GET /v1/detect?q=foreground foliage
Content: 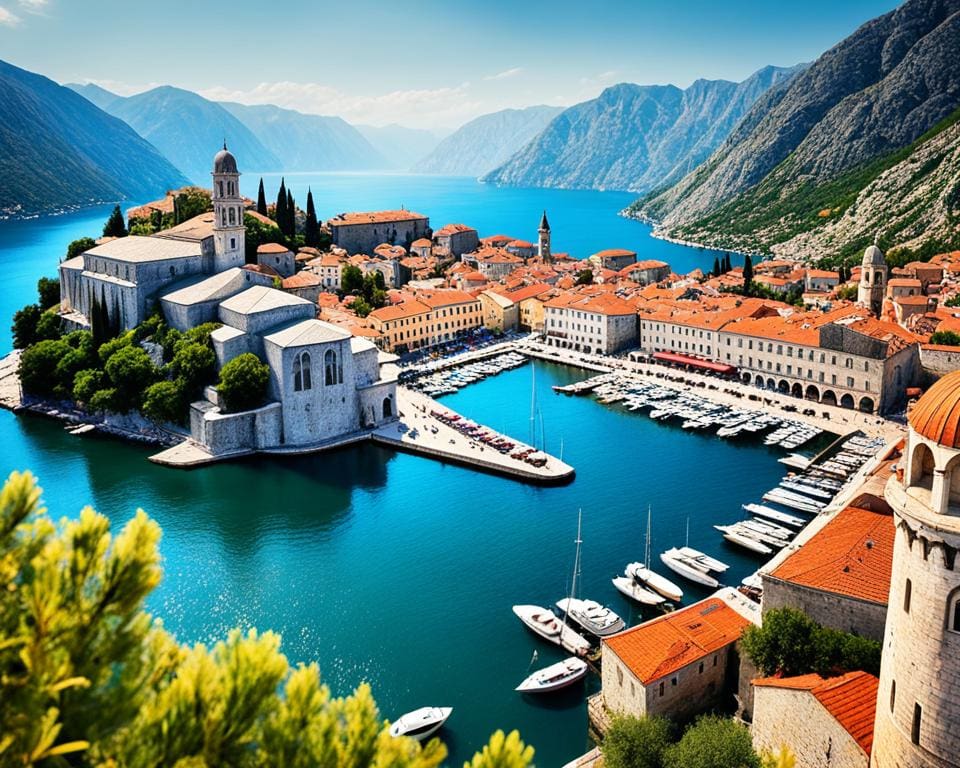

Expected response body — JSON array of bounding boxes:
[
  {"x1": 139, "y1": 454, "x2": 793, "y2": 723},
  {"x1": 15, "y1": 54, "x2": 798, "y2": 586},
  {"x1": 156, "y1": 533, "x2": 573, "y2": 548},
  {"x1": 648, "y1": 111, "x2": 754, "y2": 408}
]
[
  {"x1": 0, "y1": 470, "x2": 530, "y2": 767},
  {"x1": 741, "y1": 607, "x2": 881, "y2": 677},
  {"x1": 603, "y1": 715, "x2": 672, "y2": 768}
]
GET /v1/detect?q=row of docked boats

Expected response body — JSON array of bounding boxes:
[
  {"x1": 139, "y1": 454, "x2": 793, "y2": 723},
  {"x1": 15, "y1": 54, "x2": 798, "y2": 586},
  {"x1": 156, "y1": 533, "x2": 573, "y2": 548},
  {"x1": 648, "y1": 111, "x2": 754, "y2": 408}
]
[{"x1": 406, "y1": 351, "x2": 527, "y2": 396}]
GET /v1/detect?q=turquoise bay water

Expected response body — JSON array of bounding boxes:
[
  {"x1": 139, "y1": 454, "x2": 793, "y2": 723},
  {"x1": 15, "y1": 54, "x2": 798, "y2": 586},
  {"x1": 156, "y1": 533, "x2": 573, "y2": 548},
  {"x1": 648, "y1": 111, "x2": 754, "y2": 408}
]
[{"x1": 0, "y1": 177, "x2": 757, "y2": 766}]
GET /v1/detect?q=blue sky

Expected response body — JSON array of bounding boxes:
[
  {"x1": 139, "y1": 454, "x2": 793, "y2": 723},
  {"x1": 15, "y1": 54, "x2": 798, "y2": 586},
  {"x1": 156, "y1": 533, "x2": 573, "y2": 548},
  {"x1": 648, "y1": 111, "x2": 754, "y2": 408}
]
[{"x1": 1, "y1": 0, "x2": 899, "y2": 130}]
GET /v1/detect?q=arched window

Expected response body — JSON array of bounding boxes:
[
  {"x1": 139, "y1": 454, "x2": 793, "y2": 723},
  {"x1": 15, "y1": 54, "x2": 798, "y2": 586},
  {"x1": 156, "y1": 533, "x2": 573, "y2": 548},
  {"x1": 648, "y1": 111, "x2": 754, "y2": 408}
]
[
  {"x1": 324, "y1": 349, "x2": 340, "y2": 385},
  {"x1": 221, "y1": 208, "x2": 227, "y2": 226},
  {"x1": 293, "y1": 351, "x2": 312, "y2": 392},
  {"x1": 946, "y1": 587, "x2": 960, "y2": 633},
  {"x1": 228, "y1": 207, "x2": 235, "y2": 225},
  {"x1": 383, "y1": 397, "x2": 393, "y2": 419},
  {"x1": 218, "y1": 181, "x2": 224, "y2": 196}
]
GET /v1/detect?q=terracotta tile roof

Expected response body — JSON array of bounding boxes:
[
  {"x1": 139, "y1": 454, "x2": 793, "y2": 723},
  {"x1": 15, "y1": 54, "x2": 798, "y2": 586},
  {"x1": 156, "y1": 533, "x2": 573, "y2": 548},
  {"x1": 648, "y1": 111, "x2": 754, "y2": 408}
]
[
  {"x1": 807, "y1": 269, "x2": 840, "y2": 279},
  {"x1": 417, "y1": 290, "x2": 479, "y2": 308},
  {"x1": 242, "y1": 263, "x2": 280, "y2": 277},
  {"x1": 369, "y1": 300, "x2": 431, "y2": 322},
  {"x1": 605, "y1": 596, "x2": 751, "y2": 684},
  {"x1": 257, "y1": 242, "x2": 291, "y2": 254},
  {"x1": 463, "y1": 271, "x2": 486, "y2": 282},
  {"x1": 545, "y1": 291, "x2": 637, "y2": 316},
  {"x1": 887, "y1": 278, "x2": 923, "y2": 288},
  {"x1": 908, "y1": 370, "x2": 960, "y2": 447},
  {"x1": 498, "y1": 282, "x2": 553, "y2": 303},
  {"x1": 411, "y1": 238, "x2": 432, "y2": 247},
  {"x1": 435, "y1": 223, "x2": 475, "y2": 236},
  {"x1": 593, "y1": 248, "x2": 636, "y2": 258},
  {"x1": 753, "y1": 672, "x2": 878, "y2": 756},
  {"x1": 769, "y1": 506, "x2": 893, "y2": 604},
  {"x1": 328, "y1": 210, "x2": 427, "y2": 225},
  {"x1": 282, "y1": 272, "x2": 321, "y2": 289}
]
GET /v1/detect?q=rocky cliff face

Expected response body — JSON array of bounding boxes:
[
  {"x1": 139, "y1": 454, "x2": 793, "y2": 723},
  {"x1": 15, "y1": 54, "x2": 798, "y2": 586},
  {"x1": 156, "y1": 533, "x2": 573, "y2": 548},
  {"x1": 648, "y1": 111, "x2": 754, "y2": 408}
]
[
  {"x1": 1, "y1": 61, "x2": 187, "y2": 217},
  {"x1": 636, "y1": 0, "x2": 960, "y2": 260},
  {"x1": 481, "y1": 66, "x2": 798, "y2": 192},
  {"x1": 416, "y1": 106, "x2": 563, "y2": 177}
]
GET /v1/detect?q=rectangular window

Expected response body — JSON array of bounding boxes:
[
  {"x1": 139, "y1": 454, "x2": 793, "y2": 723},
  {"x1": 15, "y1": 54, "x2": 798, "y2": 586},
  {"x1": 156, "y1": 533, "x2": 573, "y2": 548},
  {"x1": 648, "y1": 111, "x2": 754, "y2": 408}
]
[
  {"x1": 904, "y1": 579, "x2": 912, "y2": 613},
  {"x1": 659, "y1": 681, "x2": 665, "y2": 696},
  {"x1": 912, "y1": 703, "x2": 922, "y2": 745}
]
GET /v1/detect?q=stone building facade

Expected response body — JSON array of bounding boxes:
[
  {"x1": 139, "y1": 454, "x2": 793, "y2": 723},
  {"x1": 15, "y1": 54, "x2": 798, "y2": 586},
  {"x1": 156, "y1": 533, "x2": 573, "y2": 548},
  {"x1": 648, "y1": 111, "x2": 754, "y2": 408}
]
[
  {"x1": 544, "y1": 293, "x2": 639, "y2": 354},
  {"x1": 859, "y1": 244, "x2": 888, "y2": 317},
  {"x1": 434, "y1": 223, "x2": 478, "y2": 257},
  {"x1": 328, "y1": 210, "x2": 429, "y2": 255}
]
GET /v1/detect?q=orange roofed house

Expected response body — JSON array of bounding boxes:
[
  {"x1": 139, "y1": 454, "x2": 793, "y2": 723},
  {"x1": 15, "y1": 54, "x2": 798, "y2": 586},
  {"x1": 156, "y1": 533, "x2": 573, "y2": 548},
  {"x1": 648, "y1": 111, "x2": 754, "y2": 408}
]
[
  {"x1": 544, "y1": 291, "x2": 639, "y2": 354},
  {"x1": 368, "y1": 290, "x2": 481, "y2": 353},
  {"x1": 752, "y1": 672, "x2": 879, "y2": 768},
  {"x1": 599, "y1": 588, "x2": 760, "y2": 723},
  {"x1": 327, "y1": 210, "x2": 429, "y2": 256}
]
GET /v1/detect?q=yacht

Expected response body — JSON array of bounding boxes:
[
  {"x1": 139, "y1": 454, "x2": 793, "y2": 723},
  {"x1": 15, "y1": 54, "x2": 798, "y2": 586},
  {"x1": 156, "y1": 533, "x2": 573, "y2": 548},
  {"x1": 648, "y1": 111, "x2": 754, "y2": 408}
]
[
  {"x1": 625, "y1": 562, "x2": 683, "y2": 603},
  {"x1": 389, "y1": 707, "x2": 453, "y2": 741},
  {"x1": 660, "y1": 549, "x2": 720, "y2": 588},
  {"x1": 676, "y1": 546, "x2": 729, "y2": 573},
  {"x1": 714, "y1": 525, "x2": 774, "y2": 555},
  {"x1": 742, "y1": 503, "x2": 806, "y2": 528},
  {"x1": 556, "y1": 597, "x2": 625, "y2": 637},
  {"x1": 611, "y1": 575, "x2": 666, "y2": 606},
  {"x1": 515, "y1": 657, "x2": 589, "y2": 694},
  {"x1": 512, "y1": 605, "x2": 592, "y2": 656}
]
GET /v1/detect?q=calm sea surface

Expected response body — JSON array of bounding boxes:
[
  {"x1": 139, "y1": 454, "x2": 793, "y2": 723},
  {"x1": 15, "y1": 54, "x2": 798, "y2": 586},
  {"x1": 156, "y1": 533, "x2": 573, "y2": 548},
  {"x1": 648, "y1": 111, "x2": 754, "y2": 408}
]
[{"x1": 2, "y1": 176, "x2": 767, "y2": 766}]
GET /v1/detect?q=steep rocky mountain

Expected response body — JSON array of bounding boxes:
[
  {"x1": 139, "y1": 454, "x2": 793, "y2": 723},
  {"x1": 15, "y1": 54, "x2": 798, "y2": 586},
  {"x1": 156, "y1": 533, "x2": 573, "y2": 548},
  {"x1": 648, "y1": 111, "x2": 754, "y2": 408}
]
[
  {"x1": 221, "y1": 102, "x2": 387, "y2": 171},
  {"x1": 481, "y1": 67, "x2": 797, "y2": 192},
  {"x1": 67, "y1": 82, "x2": 122, "y2": 111},
  {"x1": 635, "y1": 0, "x2": 960, "y2": 261},
  {"x1": 69, "y1": 85, "x2": 281, "y2": 184},
  {"x1": 355, "y1": 124, "x2": 442, "y2": 170},
  {"x1": 0, "y1": 60, "x2": 187, "y2": 217},
  {"x1": 416, "y1": 106, "x2": 563, "y2": 177}
]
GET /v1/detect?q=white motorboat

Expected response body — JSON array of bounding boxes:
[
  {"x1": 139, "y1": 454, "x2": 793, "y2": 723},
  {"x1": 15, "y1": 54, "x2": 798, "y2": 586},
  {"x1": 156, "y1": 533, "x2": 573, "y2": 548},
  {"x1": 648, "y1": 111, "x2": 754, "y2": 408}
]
[
  {"x1": 512, "y1": 605, "x2": 592, "y2": 656},
  {"x1": 626, "y1": 562, "x2": 683, "y2": 602},
  {"x1": 515, "y1": 657, "x2": 589, "y2": 694},
  {"x1": 612, "y1": 576, "x2": 666, "y2": 605},
  {"x1": 676, "y1": 546, "x2": 729, "y2": 573},
  {"x1": 660, "y1": 549, "x2": 720, "y2": 588},
  {"x1": 714, "y1": 525, "x2": 773, "y2": 555},
  {"x1": 741, "y1": 571, "x2": 763, "y2": 590},
  {"x1": 742, "y1": 503, "x2": 806, "y2": 528},
  {"x1": 389, "y1": 706, "x2": 453, "y2": 741},
  {"x1": 556, "y1": 597, "x2": 625, "y2": 637}
]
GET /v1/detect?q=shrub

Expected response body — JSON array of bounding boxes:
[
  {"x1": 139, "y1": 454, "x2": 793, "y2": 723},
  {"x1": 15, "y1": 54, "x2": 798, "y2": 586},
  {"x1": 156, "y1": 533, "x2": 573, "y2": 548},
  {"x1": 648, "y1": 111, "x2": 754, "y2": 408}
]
[
  {"x1": 167, "y1": 341, "x2": 215, "y2": 399},
  {"x1": 930, "y1": 330, "x2": 960, "y2": 347},
  {"x1": 604, "y1": 715, "x2": 672, "y2": 768},
  {"x1": 218, "y1": 353, "x2": 270, "y2": 413},
  {"x1": 104, "y1": 345, "x2": 158, "y2": 413},
  {"x1": 88, "y1": 387, "x2": 117, "y2": 412},
  {"x1": 142, "y1": 380, "x2": 186, "y2": 424},
  {"x1": 34, "y1": 310, "x2": 63, "y2": 342},
  {"x1": 11, "y1": 304, "x2": 41, "y2": 349},
  {"x1": 97, "y1": 331, "x2": 134, "y2": 364},
  {"x1": 72, "y1": 368, "x2": 106, "y2": 404},
  {"x1": 36, "y1": 277, "x2": 60, "y2": 310},
  {"x1": 18, "y1": 339, "x2": 71, "y2": 397},
  {"x1": 663, "y1": 716, "x2": 760, "y2": 768},
  {"x1": 65, "y1": 236, "x2": 96, "y2": 260}
]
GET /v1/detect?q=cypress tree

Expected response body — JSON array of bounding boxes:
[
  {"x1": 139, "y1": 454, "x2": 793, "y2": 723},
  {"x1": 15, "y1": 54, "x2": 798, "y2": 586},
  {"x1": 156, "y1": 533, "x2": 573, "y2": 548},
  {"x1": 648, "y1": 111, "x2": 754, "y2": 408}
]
[
  {"x1": 275, "y1": 178, "x2": 287, "y2": 229},
  {"x1": 90, "y1": 293, "x2": 104, "y2": 347},
  {"x1": 743, "y1": 254, "x2": 753, "y2": 296},
  {"x1": 712, "y1": 257, "x2": 720, "y2": 277},
  {"x1": 286, "y1": 189, "x2": 296, "y2": 238},
  {"x1": 723, "y1": 253, "x2": 732, "y2": 273},
  {"x1": 304, "y1": 188, "x2": 320, "y2": 247},
  {"x1": 256, "y1": 178, "x2": 267, "y2": 216},
  {"x1": 103, "y1": 205, "x2": 127, "y2": 238}
]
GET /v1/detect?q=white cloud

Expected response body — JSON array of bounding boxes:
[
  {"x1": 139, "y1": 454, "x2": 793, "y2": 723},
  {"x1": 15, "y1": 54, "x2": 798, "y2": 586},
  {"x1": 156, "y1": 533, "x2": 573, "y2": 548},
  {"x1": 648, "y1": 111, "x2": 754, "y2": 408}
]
[
  {"x1": 196, "y1": 80, "x2": 486, "y2": 130},
  {"x1": 0, "y1": 6, "x2": 20, "y2": 25},
  {"x1": 18, "y1": 0, "x2": 48, "y2": 9},
  {"x1": 484, "y1": 67, "x2": 523, "y2": 81}
]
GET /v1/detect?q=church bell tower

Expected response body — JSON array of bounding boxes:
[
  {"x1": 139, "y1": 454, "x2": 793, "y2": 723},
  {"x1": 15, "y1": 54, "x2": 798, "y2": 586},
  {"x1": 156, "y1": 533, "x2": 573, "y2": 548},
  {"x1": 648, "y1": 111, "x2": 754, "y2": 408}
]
[
  {"x1": 538, "y1": 209, "x2": 551, "y2": 263},
  {"x1": 211, "y1": 142, "x2": 246, "y2": 270}
]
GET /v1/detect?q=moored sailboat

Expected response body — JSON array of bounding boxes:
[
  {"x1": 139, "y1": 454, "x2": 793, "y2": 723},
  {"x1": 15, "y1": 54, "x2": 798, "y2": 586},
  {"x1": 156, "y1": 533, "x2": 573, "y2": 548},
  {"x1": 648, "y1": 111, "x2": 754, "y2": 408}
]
[{"x1": 515, "y1": 657, "x2": 589, "y2": 694}]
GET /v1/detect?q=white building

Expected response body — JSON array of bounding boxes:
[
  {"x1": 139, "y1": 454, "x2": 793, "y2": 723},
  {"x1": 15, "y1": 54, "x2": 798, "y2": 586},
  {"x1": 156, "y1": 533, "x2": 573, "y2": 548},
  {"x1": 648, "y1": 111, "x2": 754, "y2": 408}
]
[{"x1": 544, "y1": 292, "x2": 638, "y2": 354}]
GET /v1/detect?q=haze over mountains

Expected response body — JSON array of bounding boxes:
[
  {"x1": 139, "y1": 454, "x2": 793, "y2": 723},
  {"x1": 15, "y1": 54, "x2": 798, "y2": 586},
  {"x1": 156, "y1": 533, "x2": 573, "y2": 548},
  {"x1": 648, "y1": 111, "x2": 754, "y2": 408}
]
[
  {"x1": 0, "y1": 61, "x2": 186, "y2": 217},
  {"x1": 483, "y1": 66, "x2": 800, "y2": 193},
  {"x1": 635, "y1": 0, "x2": 960, "y2": 262}
]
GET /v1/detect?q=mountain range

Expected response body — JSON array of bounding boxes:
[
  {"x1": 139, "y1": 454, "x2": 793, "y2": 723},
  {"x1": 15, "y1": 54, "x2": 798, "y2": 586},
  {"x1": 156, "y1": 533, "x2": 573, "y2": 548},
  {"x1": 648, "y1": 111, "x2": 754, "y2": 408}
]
[
  {"x1": 0, "y1": 61, "x2": 186, "y2": 217},
  {"x1": 634, "y1": 0, "x2": 960, "y2": 263},
  {"x1": 356, "y1": 124, "x2": 442, "y2": 170},
  {"x1": 416, "y1": 106, "x2": 564, "y2": 177},
  {"x1": 481, "y1": 66, "x2": 800, "y2": 193}
]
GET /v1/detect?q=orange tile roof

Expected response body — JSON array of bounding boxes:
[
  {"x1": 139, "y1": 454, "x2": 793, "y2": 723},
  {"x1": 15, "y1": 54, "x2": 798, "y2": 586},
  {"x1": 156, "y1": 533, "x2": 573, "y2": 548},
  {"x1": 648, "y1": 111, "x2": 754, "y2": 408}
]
[
  {"x1": 417, "y1": 290, "x2": 479, "y2": 308},
  {"x1": 435, "y1": 223, "x2": 475, "y2": 236},
  {"x1": 242, "y1": 263, "x2": 280, "y2": 277},
  {"x1": 411, "y1": 238, "x2": 432, "y2": 247},
  {"x1": 282, "y1": 272, "x2": 321, "y2": 288},
  {"x1": 605, "y1": 597, "x2": 751, "y2": 684},
  {"x1": 329, "y1": 210, "x2": 427, "y2": 225},
  {"x1": 593, "y1": 248, "x2": 636, "y2": 258},
  {"x1": 769, "y1": 506, "x2": 893, "y2": 604},
  {"x1": 369, "y1": 300, "x2": 431, "y2": 322},
  {"x1": 753, "y1": 672, "x2": 878, "y2": 756},
  {"x1": 545, "y1": 291, "x2": 636, "y2": 316},
  {"x1": 258, "y1": 242, "x2": 291, "y2": 254},
  {"x1": 908, "y1": 370, "x2": 960, "y2": 447}
]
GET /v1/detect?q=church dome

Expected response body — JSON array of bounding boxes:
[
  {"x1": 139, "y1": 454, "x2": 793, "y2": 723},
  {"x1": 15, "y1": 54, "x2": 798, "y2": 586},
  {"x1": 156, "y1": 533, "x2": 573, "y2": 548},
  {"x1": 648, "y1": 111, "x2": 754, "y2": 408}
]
[
  {"x1": 908, "y1": 370, "x2": 960, "y2": 448},
  {"x1": 213, "y1": 145, "x2": 238, "y2": 174},
  {"x1": 862, "y1": 244, "x2": 885, "y2": 267}
]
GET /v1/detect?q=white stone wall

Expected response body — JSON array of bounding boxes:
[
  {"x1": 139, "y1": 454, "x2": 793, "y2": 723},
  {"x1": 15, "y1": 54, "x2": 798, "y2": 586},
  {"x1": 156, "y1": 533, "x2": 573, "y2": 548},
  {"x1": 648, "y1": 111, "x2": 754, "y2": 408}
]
[
  {"x1": 753, "y1": 686, "x2": 869, "y2": 768},
  {"x1": 330, "y1": 218, "x2": 429, "y2": 256},
  {"x1": 191, "y1": 401, "x2": 283, "y2": 453},
  {"x1": 257, "y1": 250, "x2": 296, "y2": 278},
  {"x1": 437, "y1": 229, "x2": 478, "y2": 257},
  {"x1": 545, "y1": 307, "x2": 638, "y2": 354},
  {"x1": 218, "y1": 301, "x2": 314, "y2": 336},
  {"x1": 761, "y1": 576, "x2": 888, "y2": 642},
  {"x1": 641, "y1": 318, "x2": 719, "y2": 357}
]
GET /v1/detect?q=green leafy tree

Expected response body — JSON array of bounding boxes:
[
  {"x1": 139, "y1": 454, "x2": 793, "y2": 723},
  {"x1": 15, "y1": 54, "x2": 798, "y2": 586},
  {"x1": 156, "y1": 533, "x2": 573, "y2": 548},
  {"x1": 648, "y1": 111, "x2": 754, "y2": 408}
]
[
  {"x1": 464, "y1": 729, "x2": 533, "y2": 768},
  {"x1": 342, "y1": 264, "x2": 364, "y2": 296},
  {"x1": 256, "y1": 177, "x2": 268, "y2": 216},
  {"x1": 218, "y1": 353, "x2": 270, "y2": 413},
  {"x1": 88, "y1": 388, "x2": 118, "y2": 412},
  {"x1": 141, "y1": 380, "x2": 186, "y2": 424},
  {"x1": 244, "y1": 213, "x2": 286, "y2": 261},
  {"x1": 304, "y1": 187, "x2": 320, "y2": 248},
  {"x1": 37, "y1": 277, "x2": 61, "y2": 310},
  {"x1": 168, "y1": 341, "x2": 215, "y2": 399},
  {"x1": 35, "y1": 311, "x2": 62, "y2": 342},
  {"x1": 18, "y1": 339, "x2": 71, "y2": 397},
  {"x1": 0, "y1": 470, "x2": 472, "y2": 767},
  {"x1": 604, "y1": 715, "x2": 672, "y2": 768},
  {"x1": 103, "y1": 345, "x2": 158, "y2": 412},
  {"x1": 663, "y1": 716, "x2": 760, "y2": 768},
  {"x1": 352, "y1": 297, "x2": 373, "y2": 318},
  {"x1": 102, "y1": 205, "x2": 127, "y2": 238},
  {"x1": 945, "y1": 294, "x2": 960, "y2": 308},
  {"x1": 575, "y1": 269, "x2": 594, "y2": 286},
  {"x1": 97, "y1": 331, "x2": 134, "y2": 365},
  {"x1": 55, "y1": 331, "x2": 97, "y2": 392},
  {"x1": 742, "y1": 254, "x2": 753, "y2": 296},
  {"x1": 11, "y1": 304, "x2": 41, "y2": 349},
  {"x1": 930, "y1": 330, "x2": 960, "y2": 347},
  {"x1": 65, "y1": 237, "x2": 96, "y2": 261},
  {"x1": 72, "y1": 368, "x2": 106, "y2": 404}
]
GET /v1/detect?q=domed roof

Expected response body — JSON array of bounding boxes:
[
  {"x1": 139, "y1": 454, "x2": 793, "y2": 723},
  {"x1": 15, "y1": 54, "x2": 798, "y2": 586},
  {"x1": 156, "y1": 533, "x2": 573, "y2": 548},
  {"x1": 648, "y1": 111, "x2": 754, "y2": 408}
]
[
  {"x1": 862, "y1": 244, "x2": 885, "y2": 267},
  {"x1": 909, "y1": 370, "x2": 960, "y2": 448},
  {"x1": 213, "y1": 143, "x2": 238, "y2": 174}
]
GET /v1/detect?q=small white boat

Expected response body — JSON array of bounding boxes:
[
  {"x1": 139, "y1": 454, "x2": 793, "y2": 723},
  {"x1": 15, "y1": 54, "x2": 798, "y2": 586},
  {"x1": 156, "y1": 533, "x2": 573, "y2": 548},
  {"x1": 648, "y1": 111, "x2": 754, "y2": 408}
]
[
  {"x1": 515, "y1": 657, "x2": 589, "y2": 694},
  {"x1": 612, "y1": 576, "x2": 666, "y2": 605},
  {"x1": 676, "y1": 546, "x2": 729, "y2": 573},
  {"x1": 556, "y1": 597, "x2": 625, "y2": 637},
  {"x1": 741, "y1": 571, "x2": 763, "y2": 590},
  {"x1": 512, "y1": 605, "x2": 592, "y2": 656},
  {"x1": 660, "y1": 549, "x2": 719, "y2": 588},
  {"x1": 742, "y1": 503, "x2": 806, "y2": 528},
  {"x1": 715, "y1": 526, "x2": 773, "y2": 555},
  {"x1": 389, "y1": 706, "x2": 453, "y2": 741},
  {"x1": 625, "y1": 562, "x2": 683, "y2": 602}
]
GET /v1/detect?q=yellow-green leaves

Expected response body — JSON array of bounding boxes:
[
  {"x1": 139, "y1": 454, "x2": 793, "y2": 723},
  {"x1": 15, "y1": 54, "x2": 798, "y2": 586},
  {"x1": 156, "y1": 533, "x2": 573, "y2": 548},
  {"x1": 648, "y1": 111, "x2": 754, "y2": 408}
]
[{"x1": 464, "y1": 730, "x2": 534, "y2": 768}]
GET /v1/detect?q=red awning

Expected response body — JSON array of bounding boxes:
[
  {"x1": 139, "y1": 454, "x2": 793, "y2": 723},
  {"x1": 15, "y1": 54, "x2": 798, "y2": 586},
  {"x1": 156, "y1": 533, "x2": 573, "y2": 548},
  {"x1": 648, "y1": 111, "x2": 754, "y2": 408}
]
[{"x1": 652, "y1": 351, "x2": 736, "y2": 375}]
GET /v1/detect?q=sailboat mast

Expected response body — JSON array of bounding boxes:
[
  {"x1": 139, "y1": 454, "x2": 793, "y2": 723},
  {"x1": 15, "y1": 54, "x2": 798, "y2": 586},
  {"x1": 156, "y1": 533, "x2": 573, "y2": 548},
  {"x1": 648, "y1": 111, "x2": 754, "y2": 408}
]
[
  {"x1": 529, "y1": 362, "x2": 536, "y2": 446},
  {"x1": 645, "y1": 504, "x2": 652, "y2": 568},
  {"x1": 572, "y1": 508, "x2": 582, "y2": 601}
]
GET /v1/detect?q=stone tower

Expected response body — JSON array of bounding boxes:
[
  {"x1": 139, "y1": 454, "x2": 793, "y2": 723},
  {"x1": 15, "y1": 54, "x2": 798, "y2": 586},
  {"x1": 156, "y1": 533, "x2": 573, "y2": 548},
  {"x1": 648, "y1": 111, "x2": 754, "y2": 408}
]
[
  {"x1": 211, "y1": 142, "x2": 246, "y2": 271},
  {"x1": 873, "y1": 371, "x2": 960, "y2": 768},
  {"x1": 538, "y1": 209, "x2": 551, "y2": 263},
  {"x1": 858, "y1": 239, "x2": 887, "y2": 317}
]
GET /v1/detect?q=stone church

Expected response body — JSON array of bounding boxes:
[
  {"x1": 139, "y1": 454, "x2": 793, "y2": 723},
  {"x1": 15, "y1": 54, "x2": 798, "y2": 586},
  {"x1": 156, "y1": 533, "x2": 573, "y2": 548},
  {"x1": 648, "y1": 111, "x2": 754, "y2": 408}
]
[{"x1": 60, "y1": 144, "x2": 399, "y2": 455}]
